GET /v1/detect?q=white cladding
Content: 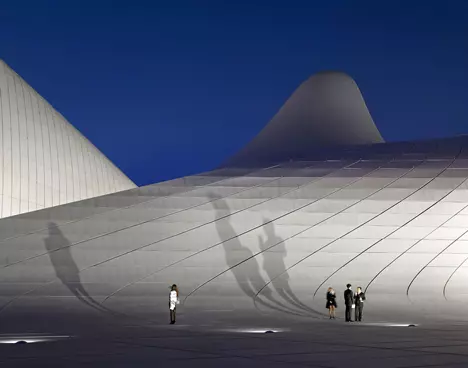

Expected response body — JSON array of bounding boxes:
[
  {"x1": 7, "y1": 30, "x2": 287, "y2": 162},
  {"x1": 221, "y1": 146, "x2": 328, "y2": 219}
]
[
  {"x1": 1, "y1": 68, "x2": 468, "y2": 331},
  {"x1": 0, "y1": 60, "x2": 135, "y2": 219}
]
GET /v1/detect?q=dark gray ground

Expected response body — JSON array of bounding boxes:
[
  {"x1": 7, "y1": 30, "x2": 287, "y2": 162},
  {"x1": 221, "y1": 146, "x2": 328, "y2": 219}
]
[{"x1": 2, "y1": 309, "x2": 468, "y2": 368}]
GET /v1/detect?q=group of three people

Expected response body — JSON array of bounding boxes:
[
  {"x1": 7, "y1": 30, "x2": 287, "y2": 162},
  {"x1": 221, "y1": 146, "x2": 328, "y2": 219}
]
[{"x1": 326, "y1": 283, "x2": 366, "y2": 322}]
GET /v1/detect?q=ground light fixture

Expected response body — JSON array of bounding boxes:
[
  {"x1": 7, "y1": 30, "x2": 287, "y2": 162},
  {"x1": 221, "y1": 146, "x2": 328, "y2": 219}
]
[{"x1": 0, "y1": 335, "x2": 72, "y2": 344}]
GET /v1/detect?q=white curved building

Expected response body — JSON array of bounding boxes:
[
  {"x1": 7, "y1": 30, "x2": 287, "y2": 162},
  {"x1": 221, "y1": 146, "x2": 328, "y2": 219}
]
[
  {"x1": 2, "y1": 70, "x2": 468, "y2": 366},
  {"x1": 0, "y1": 61, "x2": 135, "y2": 219}
]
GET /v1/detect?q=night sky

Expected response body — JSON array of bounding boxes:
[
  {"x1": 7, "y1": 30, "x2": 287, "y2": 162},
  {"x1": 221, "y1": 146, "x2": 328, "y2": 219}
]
[{"x1": 1, "y1": 0, "x2": 468, "y2": 186}]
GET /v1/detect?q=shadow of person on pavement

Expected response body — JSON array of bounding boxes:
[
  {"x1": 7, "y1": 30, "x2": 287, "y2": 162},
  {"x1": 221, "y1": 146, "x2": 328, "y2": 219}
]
[
  {"x1": 208, "y1": 193, "x2": 306, "y2": 316},
  {"x1": 259, "y1": 218, "x2": 321, "y2": 315},
  {"x1": 43, "y1": 222, "x2": 115, "y2": 314}
]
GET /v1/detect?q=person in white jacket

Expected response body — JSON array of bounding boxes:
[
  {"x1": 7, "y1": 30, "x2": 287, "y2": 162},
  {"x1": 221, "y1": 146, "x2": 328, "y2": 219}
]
[{"x1": 169, "y1": 284, "x2": 179, "y2": 324}]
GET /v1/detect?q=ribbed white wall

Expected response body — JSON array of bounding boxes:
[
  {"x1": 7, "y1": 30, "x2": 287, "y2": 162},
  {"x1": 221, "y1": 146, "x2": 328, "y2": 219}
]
[{"x1": 0, "y1": 60, "x2": 136, "y2": 219}]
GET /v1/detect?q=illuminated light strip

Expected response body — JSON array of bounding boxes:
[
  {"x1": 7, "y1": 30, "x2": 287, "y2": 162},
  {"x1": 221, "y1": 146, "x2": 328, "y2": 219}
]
[
  {"x1": 0, "y1": 335, "x2": 72, "y2": 344},
  {"x1": 355, "y1": 323, "x2": 417, "y2": 327},
  {"x1": 0, "y1": 339, "x2": 47, "y2": 344},
  {"x1": 221, "y1": 328, "x2": 287, "y2": 334}
]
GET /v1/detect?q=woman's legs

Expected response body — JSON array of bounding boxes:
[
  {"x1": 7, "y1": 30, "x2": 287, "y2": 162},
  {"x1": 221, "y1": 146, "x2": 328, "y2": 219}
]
[{"x1": 331, "y1": 306, "x2": 335, "y2": 319}]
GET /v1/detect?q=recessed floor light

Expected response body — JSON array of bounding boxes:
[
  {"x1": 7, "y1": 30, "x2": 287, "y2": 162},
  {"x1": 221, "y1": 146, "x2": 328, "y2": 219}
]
[
  {"x1": 222, "y1": 328, "x2": 286, "y2": 334},
  {"x1": 0, "y1": 335, "x2": 72, "y2": 344},
  {"x1": 355, "y1": 323, "x2": 418, "y2": 328}
]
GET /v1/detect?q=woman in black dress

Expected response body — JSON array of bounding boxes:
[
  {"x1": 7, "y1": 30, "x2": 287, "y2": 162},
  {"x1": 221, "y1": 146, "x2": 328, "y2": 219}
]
[{"x1": 326, "y1": 287, "x2": 337, "y2": 319}]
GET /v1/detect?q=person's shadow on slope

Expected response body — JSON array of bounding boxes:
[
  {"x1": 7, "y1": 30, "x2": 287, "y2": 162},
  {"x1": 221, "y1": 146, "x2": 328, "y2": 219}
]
[
  {"x1": 208, "y1": 193, "x2": 306, "y2": 316},
  {"x1": 44, "y1": 222, "x2": 115, "y2": 314},
  {"x1": 259, "y1": 219, "x2": 321, "y2": 316}
]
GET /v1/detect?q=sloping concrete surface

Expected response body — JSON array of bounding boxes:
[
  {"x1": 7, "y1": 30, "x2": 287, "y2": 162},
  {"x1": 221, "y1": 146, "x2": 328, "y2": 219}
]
[{"x1": 2, "y1": 138, "x2": 468, "y2": 365}]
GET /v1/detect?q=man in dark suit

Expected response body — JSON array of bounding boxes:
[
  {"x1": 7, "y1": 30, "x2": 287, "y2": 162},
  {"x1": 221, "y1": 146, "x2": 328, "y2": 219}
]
[{"x1": 344, "y1": 283, "x2": 354, "y2": 322}]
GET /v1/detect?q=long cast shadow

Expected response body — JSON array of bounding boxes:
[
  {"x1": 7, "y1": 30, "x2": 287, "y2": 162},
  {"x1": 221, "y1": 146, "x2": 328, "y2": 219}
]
[
  {"x1": 259, "y1": 219, "x2": 321, "y2": 315},
  {"x1": 44, "y1": 222, "x2": 117, "y2": 315},
  {"x1": 208, "y1": 193, "x2": 306, "y2": 316}
]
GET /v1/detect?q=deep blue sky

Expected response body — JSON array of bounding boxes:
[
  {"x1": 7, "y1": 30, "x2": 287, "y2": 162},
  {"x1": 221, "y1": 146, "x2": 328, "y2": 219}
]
[{"x1": 1, "y1": 1, "x2": 468, "y2": 186}]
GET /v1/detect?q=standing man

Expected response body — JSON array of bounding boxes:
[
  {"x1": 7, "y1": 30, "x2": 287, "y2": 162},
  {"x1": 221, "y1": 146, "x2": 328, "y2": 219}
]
[
  {"x1": 344, "y1": 283, "x2": 354, "y2": 322},
  {"x1": 354, "y1": 286, "x2": 366, "y2": 322}
]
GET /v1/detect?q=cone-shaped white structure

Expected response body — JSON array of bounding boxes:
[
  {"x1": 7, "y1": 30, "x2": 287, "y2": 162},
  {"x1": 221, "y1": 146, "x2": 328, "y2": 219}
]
[
  {"x1": 0, "y1": 61, "x2": 135, "y2": 219},
  {"x1": 225, "y1": 71, "x2": 383, "y2": 167}
]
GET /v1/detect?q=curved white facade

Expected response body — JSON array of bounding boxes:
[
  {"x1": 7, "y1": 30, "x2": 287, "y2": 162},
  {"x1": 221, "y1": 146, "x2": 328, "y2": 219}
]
[
  {"x1": 3, "y1": 70, "x2": 468, "y2": 366},
  {"x1": 0, "y1": 60, "x2": 136, "y2": 219}
]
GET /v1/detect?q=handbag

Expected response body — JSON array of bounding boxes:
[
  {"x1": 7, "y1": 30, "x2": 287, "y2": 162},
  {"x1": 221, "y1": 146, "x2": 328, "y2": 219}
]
[{"x1": 351, "y1": 304, "x2": 355, "y2": 309}]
